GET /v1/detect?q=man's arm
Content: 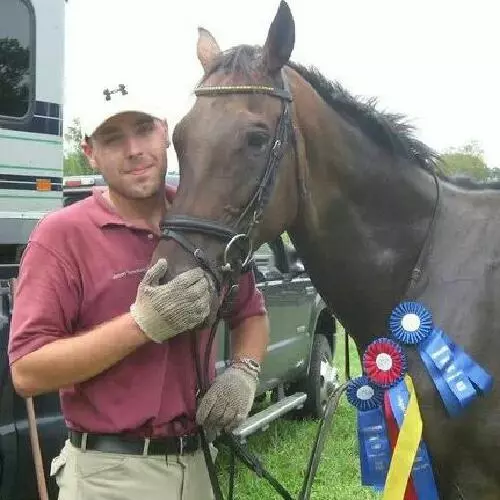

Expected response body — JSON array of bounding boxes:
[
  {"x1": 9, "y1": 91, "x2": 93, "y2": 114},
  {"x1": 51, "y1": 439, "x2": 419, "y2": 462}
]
[
  {"x1": 226, "y1": 268, "x2": 269, "y2": 366},
  {"x1": 231, "y1": 314, "x2": 269, "y2": 364},
  {"x1": 195, "y1": 270, "x2": 269, "y2": 431},
  {"x1": 9, "y1": 242, "x2": 210, "y2": 397},
  {"x1": 8, "y1": 238, "x2": 151, "y2": 397},
  {"x1": 11, "y1": 313, "x2": 148, "y2": 398}
]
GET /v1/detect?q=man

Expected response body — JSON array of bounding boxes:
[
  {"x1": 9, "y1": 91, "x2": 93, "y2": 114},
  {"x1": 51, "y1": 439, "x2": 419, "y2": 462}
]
[{"x1": 8, "y1": 84, "x2": 269, "y2": 500}]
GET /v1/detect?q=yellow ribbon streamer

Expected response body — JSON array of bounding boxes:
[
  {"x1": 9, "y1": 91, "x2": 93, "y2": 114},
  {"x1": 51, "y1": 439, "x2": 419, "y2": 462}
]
[{"x1": 383, "y1": 375, "x2": 423, "y2": 500}]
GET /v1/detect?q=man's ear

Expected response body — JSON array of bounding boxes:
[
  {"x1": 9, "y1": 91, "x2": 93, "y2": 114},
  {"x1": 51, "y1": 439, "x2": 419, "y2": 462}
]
[{"x1": 81, "y1": 137, "x2": 99, "y2": 170}]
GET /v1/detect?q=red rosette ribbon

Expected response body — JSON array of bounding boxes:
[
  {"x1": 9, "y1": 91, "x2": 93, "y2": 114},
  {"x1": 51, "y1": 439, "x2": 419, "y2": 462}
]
[{"x1": 363, "y1": 338, "x2": 407, "y2": 389}]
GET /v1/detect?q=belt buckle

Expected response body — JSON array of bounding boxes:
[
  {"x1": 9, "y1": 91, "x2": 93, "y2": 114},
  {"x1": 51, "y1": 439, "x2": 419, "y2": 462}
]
[
  {"x1": 142, "y1": 437, "x2": 151, "y2": 456},
  {"x1": 178, "y1": 435, "x2": 186, "y2": 455}
]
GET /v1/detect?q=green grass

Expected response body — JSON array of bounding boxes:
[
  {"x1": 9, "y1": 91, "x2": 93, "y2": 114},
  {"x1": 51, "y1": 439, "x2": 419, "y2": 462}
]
[{"x1": 215, "y1": 330, "x2": 382, "y2": 499}]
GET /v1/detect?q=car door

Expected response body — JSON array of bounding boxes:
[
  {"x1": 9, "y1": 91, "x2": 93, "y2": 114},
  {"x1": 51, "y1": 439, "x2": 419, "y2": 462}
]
[
  {"x1": 0, "y1": 270, "x2": 66, "y2": 500},
  {"x1": 254, "y1": 239, "x2": 317, "y2": 389},
  {"x1": 0, "y1": 273, "x2": 19, "y2": 500}
]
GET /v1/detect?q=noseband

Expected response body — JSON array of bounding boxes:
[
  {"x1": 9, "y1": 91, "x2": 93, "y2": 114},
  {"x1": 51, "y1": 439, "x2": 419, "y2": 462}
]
[{"x1": 159, "y1": 70, "x2": 294, "y2": 291}]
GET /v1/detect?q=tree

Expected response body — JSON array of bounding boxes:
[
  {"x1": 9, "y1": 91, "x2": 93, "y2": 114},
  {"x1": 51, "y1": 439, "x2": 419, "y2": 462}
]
[
  {"x1": 439, "y1": 140, "x2": 499, "y2": 181},
  {"x1": 0, "y1": 37, "x2": 30, "y2": 117},
  {"x1": 63, "y1": 118, "x2": 94, "y2": 176}
]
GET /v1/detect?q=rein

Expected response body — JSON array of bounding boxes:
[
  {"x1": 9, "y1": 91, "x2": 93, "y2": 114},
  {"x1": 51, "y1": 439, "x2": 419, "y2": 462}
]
[{"x1": 405, "y1": 167, "x2": 441, "y2": 295}]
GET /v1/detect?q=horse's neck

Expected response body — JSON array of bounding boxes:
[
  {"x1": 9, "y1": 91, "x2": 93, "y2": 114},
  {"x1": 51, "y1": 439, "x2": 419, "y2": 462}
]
[{"x1": 290, "y1": 95, "x2": 438, "y2": 348}]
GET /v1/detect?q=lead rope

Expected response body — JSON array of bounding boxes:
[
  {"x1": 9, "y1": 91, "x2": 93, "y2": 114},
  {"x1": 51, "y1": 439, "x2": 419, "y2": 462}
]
[
  {"x1": 191, "y1": 322, "x2": 225, "y2": 500},
  {"x1": 344, "y1": 329, "x2": 352, "y2": 381},
  {"x1": 192, "y1": 274, "x2": 296, "y2": 500},
  {"x1": 193, "y1": 296, "x2": 348, "y2": 500}
]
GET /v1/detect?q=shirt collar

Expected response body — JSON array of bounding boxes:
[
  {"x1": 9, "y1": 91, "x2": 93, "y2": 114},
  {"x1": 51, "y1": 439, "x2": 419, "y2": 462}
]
[{"x1": 88, "y1": 184, "x2": 177, "y2": 230}]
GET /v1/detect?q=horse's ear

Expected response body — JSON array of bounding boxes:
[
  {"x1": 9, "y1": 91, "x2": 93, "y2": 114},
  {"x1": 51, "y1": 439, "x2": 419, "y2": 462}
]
[
  {"x1": 197, "y1": 27, "x2": 221, "y2": 74},
  {"x1": 262, "y1": 0, "x2": 295, "y2": 74}
]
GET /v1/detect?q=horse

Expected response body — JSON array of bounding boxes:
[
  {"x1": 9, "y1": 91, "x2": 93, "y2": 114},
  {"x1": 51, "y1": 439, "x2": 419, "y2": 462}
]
[{"x1": 153, "y1": 2, "x2": 500, "y2": 498}]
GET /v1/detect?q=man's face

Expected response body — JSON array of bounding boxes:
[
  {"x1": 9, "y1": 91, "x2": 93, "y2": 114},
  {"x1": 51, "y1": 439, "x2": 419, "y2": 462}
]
[{"x1": 83, "y1": 112, "x2": 169, "y2": 200}]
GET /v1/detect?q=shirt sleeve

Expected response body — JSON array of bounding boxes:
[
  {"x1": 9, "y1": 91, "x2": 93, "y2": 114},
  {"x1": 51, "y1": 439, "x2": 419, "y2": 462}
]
[
  {"x1": 224, "y1": 268, "x2": 267, "y2": 330},
  {"x1": 8, "y1": 240, "x2": 82, "y2": 366}
]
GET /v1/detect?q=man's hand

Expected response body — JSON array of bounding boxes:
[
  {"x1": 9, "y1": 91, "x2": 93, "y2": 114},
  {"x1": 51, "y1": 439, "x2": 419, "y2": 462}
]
[
  {"x1": 196, "y1": 364, "x2": 258, "y2": 433},
  {"x1": 130, "y1": 258, "x2": 211, "y2": 343}
]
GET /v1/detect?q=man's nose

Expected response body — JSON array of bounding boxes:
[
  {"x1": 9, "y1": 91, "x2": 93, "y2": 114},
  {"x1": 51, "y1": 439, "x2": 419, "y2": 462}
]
[{"x1": 124, "y1": 134, "x2": 143, "y2": 157}]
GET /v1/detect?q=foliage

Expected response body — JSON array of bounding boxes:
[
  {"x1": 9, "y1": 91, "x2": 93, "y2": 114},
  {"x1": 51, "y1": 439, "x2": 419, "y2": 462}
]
[
  {"x1": 440, "y1": 140, "x2": 500, "y2": 181},
  {"x1": 63, "y1": 118, "x2": 94, "y2": 176}
]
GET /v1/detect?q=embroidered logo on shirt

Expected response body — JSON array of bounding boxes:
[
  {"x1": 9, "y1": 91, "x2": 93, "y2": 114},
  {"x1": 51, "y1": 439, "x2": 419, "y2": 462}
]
[{"x1": 112, "y1": 267, "x2": 148, "y2": 280}]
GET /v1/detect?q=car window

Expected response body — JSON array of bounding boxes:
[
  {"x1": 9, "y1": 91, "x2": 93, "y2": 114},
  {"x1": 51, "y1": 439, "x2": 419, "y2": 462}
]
[
  {"x1": 0, "y1": 0, "x2": 35, "y2": 121},
  {"x1": 252, "y1": 241, "x2": 287, "y2": 282}
]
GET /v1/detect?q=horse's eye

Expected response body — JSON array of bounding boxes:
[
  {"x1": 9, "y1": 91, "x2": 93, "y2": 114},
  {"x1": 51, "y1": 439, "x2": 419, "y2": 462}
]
[{"x1": 247, "y1": 131, "x2": 269, "y2": 151}]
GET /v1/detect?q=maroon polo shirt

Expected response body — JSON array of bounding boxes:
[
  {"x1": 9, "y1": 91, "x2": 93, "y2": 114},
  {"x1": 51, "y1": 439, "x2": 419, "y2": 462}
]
[{"x1": 8, "y1": 186, "x2": 266, "y2": 437}]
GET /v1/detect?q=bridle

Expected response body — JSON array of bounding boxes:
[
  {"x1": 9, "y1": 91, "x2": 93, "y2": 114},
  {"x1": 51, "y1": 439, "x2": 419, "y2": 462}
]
[
  {"x1": 159, "y1": 69, "x2": 294, "y2": 294},
  {"x1": 158, "y1": 70, "x2": 297, "y2": 500}
]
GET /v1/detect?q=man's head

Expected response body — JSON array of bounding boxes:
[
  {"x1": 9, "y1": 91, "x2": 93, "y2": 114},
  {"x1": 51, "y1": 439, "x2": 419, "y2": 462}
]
[{"x1": 80, "y1": 84, "x2": 170, "y2": 201}]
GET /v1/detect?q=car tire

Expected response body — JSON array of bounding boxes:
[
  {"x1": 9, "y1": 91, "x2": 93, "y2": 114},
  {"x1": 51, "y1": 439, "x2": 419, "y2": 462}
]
[{"x1": 294, "y1": 333, "x2": 339, "y2": 419}]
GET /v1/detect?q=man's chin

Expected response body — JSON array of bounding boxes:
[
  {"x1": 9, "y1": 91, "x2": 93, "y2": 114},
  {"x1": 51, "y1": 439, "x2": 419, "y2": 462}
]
[{"x1": 125, "y1": 183, "x2": 163, "y2": 200}]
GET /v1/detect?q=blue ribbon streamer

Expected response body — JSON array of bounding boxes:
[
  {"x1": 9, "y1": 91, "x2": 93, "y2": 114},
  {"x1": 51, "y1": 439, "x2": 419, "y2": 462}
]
[
  {"x1": 419, "y1": 328, "x2": 493, "y2": 417},
  {"x1": 356, "y1": 406, "x2": 392, "y2": 489},
  {"x1": 388, "y1": 380, "x2": 439, "y2": 500}
]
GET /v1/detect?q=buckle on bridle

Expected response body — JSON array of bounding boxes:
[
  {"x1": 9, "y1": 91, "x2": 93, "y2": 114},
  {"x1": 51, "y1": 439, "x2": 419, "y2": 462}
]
[
  {"x1": 272, "y1": 139, "x2": 282, "y2": 156},
  {"x1": 222, "y1": 233, "x2": 253, "y2": 272}
]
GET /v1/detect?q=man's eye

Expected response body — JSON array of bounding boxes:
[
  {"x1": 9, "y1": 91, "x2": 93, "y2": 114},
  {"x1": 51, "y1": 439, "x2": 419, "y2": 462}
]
[
  {"x1": 103, "y1": 135, "x2": 121, "y2": 144},
  {"x1": 137, "y1": 122, "x2": 155, "y2": 135}
]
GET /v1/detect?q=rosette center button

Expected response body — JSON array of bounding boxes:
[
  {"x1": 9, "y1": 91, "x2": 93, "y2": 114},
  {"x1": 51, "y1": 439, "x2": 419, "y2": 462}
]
[
  {"x1": 402, "y1": 313, "x2": 421, "y2": 332},
  {"x1": 356, "y1": 385, "x2": 375, "y2": 401},
  {"x1": 376, "y1": 353, "x2": 393, "y2": 371}
]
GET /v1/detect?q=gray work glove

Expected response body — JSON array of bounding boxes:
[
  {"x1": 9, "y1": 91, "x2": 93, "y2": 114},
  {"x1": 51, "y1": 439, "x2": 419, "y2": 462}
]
[
  {"x1": 130, "y1": 258, "x2": 211, "y2": 343},
  {"x1": 196, "y1": 364, "x2": 258, "y2": 433}
]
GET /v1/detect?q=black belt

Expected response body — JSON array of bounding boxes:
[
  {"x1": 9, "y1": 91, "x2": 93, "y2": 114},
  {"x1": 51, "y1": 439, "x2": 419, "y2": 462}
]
[{"x1": 68, "y1": 429, "x2": 201, "y2": 456}]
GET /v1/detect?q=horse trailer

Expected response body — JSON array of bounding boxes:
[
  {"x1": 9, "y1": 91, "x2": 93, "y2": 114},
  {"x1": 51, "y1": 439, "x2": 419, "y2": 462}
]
[{"x1": 0, "y1": 0, "x2": 65, "y2": 273}]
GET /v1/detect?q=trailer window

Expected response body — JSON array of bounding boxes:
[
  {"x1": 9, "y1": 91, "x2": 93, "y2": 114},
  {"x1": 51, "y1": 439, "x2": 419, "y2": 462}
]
[{"x1": 0, "y1": 0, "x2": 35, "y2": 120}]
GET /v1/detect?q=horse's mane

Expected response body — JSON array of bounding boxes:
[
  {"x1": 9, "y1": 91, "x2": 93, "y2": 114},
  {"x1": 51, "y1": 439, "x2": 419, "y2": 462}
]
[
  {"x1": 287, "y1": 62, "x2": 438, "y2": 171},
  {"x1": 203, "y1": 44, "x2": 498, "y2": 191}
]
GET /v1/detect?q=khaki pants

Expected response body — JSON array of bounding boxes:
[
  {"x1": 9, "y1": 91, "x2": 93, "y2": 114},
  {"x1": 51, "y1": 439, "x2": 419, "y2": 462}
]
[{"x1": 50, "y1": 439, "x2": 217, "y2": 500}]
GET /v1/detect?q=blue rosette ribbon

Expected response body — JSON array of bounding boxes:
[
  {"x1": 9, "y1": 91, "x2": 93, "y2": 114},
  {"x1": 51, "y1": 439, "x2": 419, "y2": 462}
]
[
  {"x1": 387, "y1": 378, "x2": 439, "y2": 499},
  {"x1": 389, "y1": 301, "x2": 493, "y2": 417},
  {"x1": 346, "y1": 376, "x2": 391, "y2": 489}
]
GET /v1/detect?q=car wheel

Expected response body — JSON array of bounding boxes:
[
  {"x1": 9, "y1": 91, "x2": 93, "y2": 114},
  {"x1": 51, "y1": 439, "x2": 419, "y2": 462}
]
[{"x1": 301, "y1": 333, "x2": 339, "y2": 418}]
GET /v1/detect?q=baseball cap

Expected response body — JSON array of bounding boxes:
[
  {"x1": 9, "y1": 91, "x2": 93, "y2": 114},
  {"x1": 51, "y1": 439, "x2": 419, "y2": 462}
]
[{"x1": 79, "y1": 83, "x2": 168, "y2": 138}]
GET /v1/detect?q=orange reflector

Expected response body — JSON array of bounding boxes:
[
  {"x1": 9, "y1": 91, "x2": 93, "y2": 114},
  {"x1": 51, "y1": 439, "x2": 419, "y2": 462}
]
[{"x1": 36, "y1": 178, "x2": 52, "y2": 191}]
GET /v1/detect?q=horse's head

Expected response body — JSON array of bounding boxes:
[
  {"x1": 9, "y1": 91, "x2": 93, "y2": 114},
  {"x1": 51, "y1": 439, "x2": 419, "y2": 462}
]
[{"x1": 154, "y1": 1, "x2": 301, "y2": 313}]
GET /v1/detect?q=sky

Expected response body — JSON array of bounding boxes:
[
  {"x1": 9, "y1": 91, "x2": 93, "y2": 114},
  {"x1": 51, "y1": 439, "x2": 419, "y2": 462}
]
[{"x1": 63, "y1": 0, "x2": 500, "y2": 171}]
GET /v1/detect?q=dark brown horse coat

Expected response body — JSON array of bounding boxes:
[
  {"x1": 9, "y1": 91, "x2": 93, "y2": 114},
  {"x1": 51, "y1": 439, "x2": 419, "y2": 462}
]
[{"x1": 153, "y1": 3, "x2": 499, "y2": 498}]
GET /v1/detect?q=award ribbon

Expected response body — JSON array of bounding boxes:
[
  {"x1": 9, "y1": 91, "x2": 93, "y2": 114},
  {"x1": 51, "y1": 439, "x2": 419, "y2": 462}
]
[
  {"x1": 346, "y1": 376, "x2": 391, "y2": 489},
  {"x1": 390, "y1": 301, "x2": 493, "y2": 417},
  {"x1": 386, "y1": 376, "x2": 439, "y2": 499}
]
